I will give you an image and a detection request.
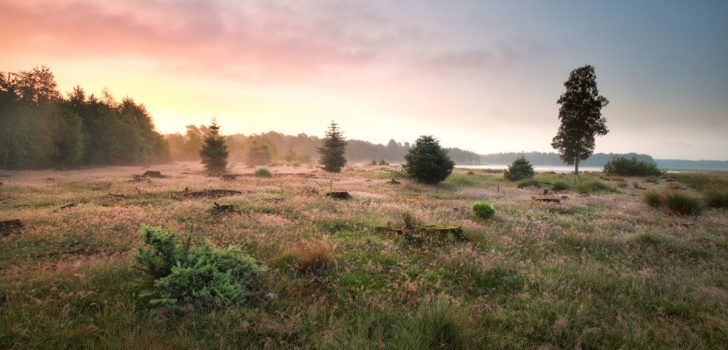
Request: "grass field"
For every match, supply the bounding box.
[1,163,727,349]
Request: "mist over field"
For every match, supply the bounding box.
[2,1,727,348]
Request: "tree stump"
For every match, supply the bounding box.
[326,191,351,200]
[0,219,22,236]
[143,171,164,178]
[211,202,239,215]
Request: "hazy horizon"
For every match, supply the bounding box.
[2,0,726,160]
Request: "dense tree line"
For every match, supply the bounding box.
[167,130,480,165]
[479,152,655,167]
[0,66,169,169]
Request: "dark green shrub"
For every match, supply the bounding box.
[664,192,703,216]
[472,202,495,219]
[134,226,266,307]
[644,191,663,208]
[254,167,272,178]
[403,135,454,184]
[199,120,229,174]
[705,192,728,209]
[603,156,663,176]
[552,180,570,191]
[517,179,541,189]
[504,156,534,181]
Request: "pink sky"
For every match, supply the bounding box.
[2,0,726,159]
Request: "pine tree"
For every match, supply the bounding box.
[552,65,609,177]
[199,119,228,174]
[403,135,454,184]
[504,156,534,181]
[318,121,347,172]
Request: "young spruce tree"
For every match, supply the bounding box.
[403,135,454,184]
[199,119,228,174]
[318,121,347,172]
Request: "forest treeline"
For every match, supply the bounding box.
[479,152,656,167]
[166,128,482,165]
[0,66,169,169]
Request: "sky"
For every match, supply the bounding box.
[1,0,726,160]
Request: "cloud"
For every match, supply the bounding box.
[0,0,431,82]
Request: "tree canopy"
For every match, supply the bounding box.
[199,119,228,174]
[403,135,454,184]
[318,121,347,172]
[0,66,169,169]
[551,65,609,176]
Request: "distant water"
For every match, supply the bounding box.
[456,164,603,173]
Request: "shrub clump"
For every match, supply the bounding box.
[504,156,535,181]
[279,240,336,274]
[133,226,266,307]
[603,156,663,176]
[472,202,495,219]
[664,192,704,216]
[393,299,478,349]
[254,167,272,178]
[705,192,728,209]
[517,179,541,189]
[644,191,663,208]
[577,180,615,194]
[403,135,454,185]
[552,180,570,191]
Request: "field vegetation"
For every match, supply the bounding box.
[1,163,727,348]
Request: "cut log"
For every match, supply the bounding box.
[177,189,243,199]
[532,196,561,203]
[420,225,466,240]
[211,202,239,215]
[221,174,239,181]
[0,219,22,236]
[143,171,164,178]
[326,191,351,200]
[107,193,128,200]
[56,203,78,211]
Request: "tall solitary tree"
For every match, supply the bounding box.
[318,121,347,172]
[199,118,228,174]
[551,65,609,177]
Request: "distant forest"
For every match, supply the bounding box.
[166,127,481,165]
[479,152,728,170]
[3,67,725,171]
[0,67,168,169]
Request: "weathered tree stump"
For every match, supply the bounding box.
[532,196,561,203]
[326,191,351,200]
[108,193,128,200]
[211,202,239,215]
[177,189,243,199]
[143,171,164,178]
[55,203,78,211]
[420,225,466,240]
[221,174,239,181]
[0,219,22,236]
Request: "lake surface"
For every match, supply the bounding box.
[455,164,603,173]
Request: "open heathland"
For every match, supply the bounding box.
[1,163,727,349]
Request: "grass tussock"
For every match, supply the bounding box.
[664,192,704,216]
[394,298,480,349]
[577,180,616,194]
[644,191,663,208]
[254,167,273,178]
[517,179,541,188]
[705,191,728,209]
[279,239,336,274]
